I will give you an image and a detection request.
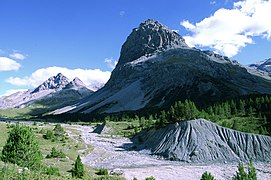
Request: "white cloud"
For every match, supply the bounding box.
[0,89,28,97]
[181,0,271,57]
[120,11,125,16]
[210,1,216,5]
[105,57,118,69]
[0,57,21,71]
[5,66,111,91]
[9,53,26,60]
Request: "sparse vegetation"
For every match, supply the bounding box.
[46,147,66,158]
[96,168,109,176]
[43,124,66,142]
[0,122,97,179]
[43,166,61,176]
[145,176,156,180]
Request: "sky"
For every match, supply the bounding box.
[0,0,271,96]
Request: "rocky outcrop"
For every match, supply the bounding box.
[133,119,271,163]
[32,73,70,93]
[64,77,86,90]
[118,19,188,66]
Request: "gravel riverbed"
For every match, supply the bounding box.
[66,125,271,180]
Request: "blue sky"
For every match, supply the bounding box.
[0,0,271,96]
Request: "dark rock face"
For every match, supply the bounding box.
[118,19,188,66]
[67,20,271,114]
[133,119,271,163]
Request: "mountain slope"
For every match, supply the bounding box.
[0,74,93,113]
[249,58,271,75]
[133,119,271,163]
[58,19,271,115]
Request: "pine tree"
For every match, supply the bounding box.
[1,124,42,169]
[248,160,257,180]
[71,155,85,178]
[201,171,215,180]
[233,162,249,180]
[139,117,146,128]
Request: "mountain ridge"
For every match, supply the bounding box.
[0,74,93,110]
[57,19,271,115]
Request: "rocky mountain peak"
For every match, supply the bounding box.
[32,73,70,93]
[64,77,86,90]
[249,58,271,74]
[117,19,188,66]
[72,77,85,86]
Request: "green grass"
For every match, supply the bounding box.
[0,107,39,119]
[0,122,124,179]
[105,121,140,137]
[214,116,266,135]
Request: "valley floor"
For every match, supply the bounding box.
[65,124,271,180]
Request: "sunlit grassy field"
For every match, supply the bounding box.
[0,121,125,179]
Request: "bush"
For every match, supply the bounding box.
[71,155,85,178]
[201,171,214,180]
[43,166,60,176]
[1,124,42,169]
[44,129,55,140]
[53,124,65,137]
[96,168,109,176]
[44,124,66,141]
[145,176,156,180]
[46,147,66,158]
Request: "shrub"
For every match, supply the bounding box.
[53,124,65,137]
[44,129,55,140]
[44,124,66,141]
[71,155,85,178]
[43,166,60,176]
[1,124,42,169]
[96,168,109,176]
[46,147,66,158]
[201,171,215,180]
[145,176,156,180]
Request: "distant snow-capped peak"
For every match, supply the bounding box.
[32,73,70,93]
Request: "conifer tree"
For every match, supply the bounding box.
[1,124,42,169]
[248,160,257,180]
[71,155,85,178]
[201,171,214,180]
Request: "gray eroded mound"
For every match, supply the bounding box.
[133,119,271,163]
